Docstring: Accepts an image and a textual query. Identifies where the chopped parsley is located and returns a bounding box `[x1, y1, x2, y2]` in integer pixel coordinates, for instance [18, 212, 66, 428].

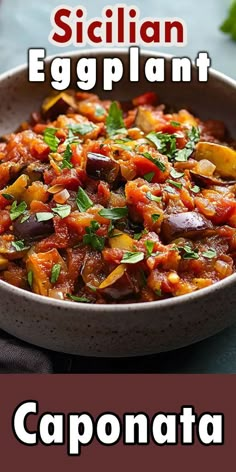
[83, 221, 105, 251]
[95, 104, 106, 117]
[36, 212, 54, 222]
[164, 186, 177, 195]
[146, 131, 177, 159]
[170, 121, 181, 127]
[106, 102, 126, 136]
[2, 193, 14, 201]
[66, 294, 91, 303]
[141, 152, 166, 172]
[43, 127, 60, 152]
[202, 249, 217, 259]
[68, 123, 96, 136]
[12, 240, 28, 252]
[52, 204, 71, 219]
[27, 271, 33, 288]
[191, 185, 201, 194]
[10, 201, 27, 221]
[145, 241, 155, 257]
[99, 207, 128, 220]
[50, 263, 61, 284]
[178, 245, 199, 260]
[121, 251, 145, 264]
[152, 214, 161, 223]
[61, 144, 73, 169]
[76, 187, 93, 212]
[167, 179, 183, 189]
[146, 192, 162, 203]
[170, 168, 184, 179]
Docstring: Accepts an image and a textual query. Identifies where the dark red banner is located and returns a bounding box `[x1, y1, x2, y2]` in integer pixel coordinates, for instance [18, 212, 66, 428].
[0, 375, 233, 471]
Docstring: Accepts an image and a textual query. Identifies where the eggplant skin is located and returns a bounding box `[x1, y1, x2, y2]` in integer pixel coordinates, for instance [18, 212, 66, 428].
[161, 211, 214, 243]
[13, 214, 54, 243]
[86, 153, 120, 184]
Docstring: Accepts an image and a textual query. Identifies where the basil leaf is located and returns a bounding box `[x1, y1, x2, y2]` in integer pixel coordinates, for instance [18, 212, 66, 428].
[175, 148, 193, 162]
[52, 204, 71, 219]
[27, 270, 33, 288]
[83, 221, 105, 251]
[50, 263, 61, 284]
[146, 192, 162, 203]
[99, 207, 128, 220]
[145, 241, 155, 257]
[68, 123, 96, 136]
[170, 168, 184, 179]
[43, 127, 60, 152]
[20, 212, 30, 224]
[66, 294, 91, 303]
[121, 251, 145, 264]
[12, 240, 28, 252]
[143, 172, 155, 183]
[76, 187, 93, 212]
[106, 102, 125, 136]
[141, 152, 166, 172]
[36, 212, 54, 222]
[61, 144, 73, 169]
[10, 201, 27, 221]
[202, 249, 217, 259]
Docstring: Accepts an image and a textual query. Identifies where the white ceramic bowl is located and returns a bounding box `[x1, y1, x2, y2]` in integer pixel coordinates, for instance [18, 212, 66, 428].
[0, 49, 236, 357]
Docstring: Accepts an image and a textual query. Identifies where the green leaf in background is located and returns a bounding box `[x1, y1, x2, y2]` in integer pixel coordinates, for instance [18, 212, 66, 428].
[220, 1, 236, 40]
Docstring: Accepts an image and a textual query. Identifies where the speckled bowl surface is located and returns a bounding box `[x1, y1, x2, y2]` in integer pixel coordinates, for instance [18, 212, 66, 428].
[0, 49, 236, 357]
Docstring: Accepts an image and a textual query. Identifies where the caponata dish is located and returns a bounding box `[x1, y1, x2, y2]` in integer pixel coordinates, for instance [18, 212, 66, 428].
[0, 90, 236, 304]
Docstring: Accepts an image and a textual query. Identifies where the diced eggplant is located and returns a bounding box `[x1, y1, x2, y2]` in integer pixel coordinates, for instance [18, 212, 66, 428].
[99, 265, 134, 300]
[41, 93, 77, 120]
[13, 214, 54, 243]
[135, 107, 157, 134]
[195, 142, 236, 179]
[161, 211, 214, 242]
[86, 152, 120, 184]
[190, 171, 236, 187]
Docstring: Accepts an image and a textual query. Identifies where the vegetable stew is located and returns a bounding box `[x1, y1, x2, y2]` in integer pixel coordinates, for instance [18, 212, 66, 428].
[0, 90, 236, 304]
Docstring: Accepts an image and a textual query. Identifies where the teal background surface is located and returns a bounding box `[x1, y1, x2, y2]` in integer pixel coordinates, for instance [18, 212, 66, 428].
[0, 0, 236, 372]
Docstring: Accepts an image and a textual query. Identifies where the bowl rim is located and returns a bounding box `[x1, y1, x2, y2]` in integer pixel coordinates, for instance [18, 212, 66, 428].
[1, 47, 236, 313]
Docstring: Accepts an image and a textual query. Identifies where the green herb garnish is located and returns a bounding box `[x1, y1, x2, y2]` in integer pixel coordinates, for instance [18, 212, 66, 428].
[99, 207, 128, 220]
[178, 245, 199, 260]
[146, 192, 162, 203]
[146, 131, 177, 159]
[36, 212, 54, 222]
[76, 187, 93, 212]
[95, 105, 106, 117]
[121, 251, 145, 264]
[167, 179, 183, 189]
[143, 172, 155, 183]
[220, 1, 236, 40]
[10, 201, 27, 221]
[170, 169, 184, 179]
[202, 249, 217, 259]
[164, 186, 177, 195]
[66, 294, 91, 303]
[61, 144, 73, 169]
[52, 204, 71, 219]
[141, 152, 166, 172]
[191, 185, 201, 194]
[145, 241, 155, 257]
[83, 221, 105, 251]
[68, 123, 96, 136]
[152, 214, 160, 223]
[43, 127, 60, 152]
[12, 240, 28, 252]
[27, 271, 33, 288]
[2, 193, 14, 201]
[106, 102, 126, 136]
[170, 121, 181, 127]
[50, 263, 61, 284]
